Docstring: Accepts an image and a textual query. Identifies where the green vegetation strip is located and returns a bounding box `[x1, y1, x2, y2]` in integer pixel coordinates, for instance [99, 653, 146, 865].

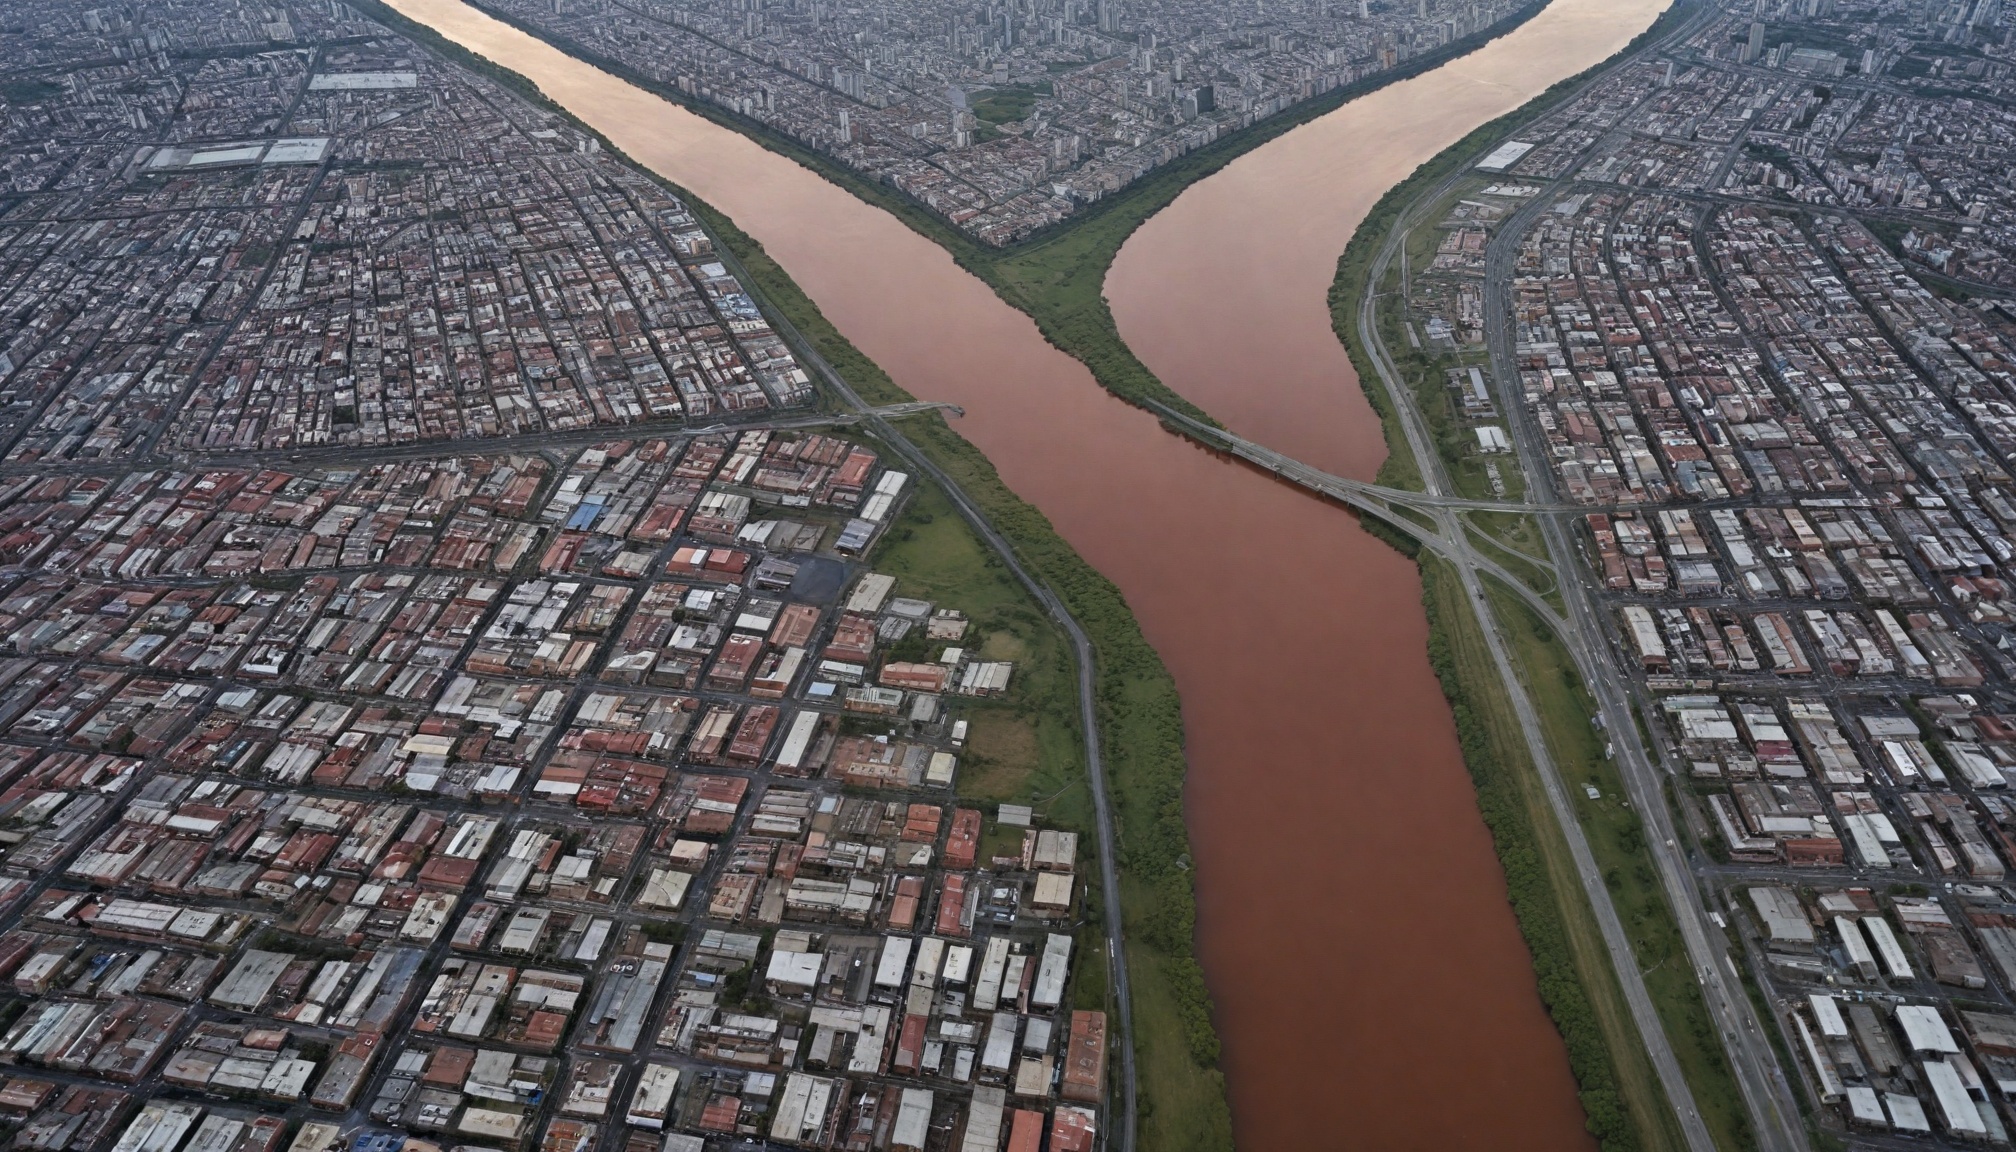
[1418, 552, 1674, 1152]
[1327, 2, 1758, 1149]
[1487, 580, 1757, 1152]
[704, 209, 1234, 1151]
[852, 447, 1132, 1028]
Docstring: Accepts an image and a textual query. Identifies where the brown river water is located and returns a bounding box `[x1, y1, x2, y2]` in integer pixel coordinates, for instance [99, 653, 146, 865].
[386, 0, 1663, 1146]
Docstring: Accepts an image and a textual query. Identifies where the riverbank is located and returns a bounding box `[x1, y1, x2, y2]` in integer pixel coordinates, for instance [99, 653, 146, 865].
[353, 2, 1235, 1144]
[1323, 2, 1762, 1150]
[699, 208, 1236, 1152]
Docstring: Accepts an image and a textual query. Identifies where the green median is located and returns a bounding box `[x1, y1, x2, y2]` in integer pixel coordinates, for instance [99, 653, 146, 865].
[1485, 579, 1757, 1152]
[1420, 549, 1680, 1152]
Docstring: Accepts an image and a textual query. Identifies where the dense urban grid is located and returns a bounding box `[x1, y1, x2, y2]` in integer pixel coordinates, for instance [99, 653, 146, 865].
[22, 0, 2016, 1144]
[0, 5, 1108, 1152]
[1382, 0, 2016, 1143]
[456, 0, 1536, 244]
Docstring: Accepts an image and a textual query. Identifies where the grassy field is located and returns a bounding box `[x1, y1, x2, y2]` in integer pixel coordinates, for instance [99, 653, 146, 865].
[867, 476, 1088, 827]
[1465, 522, 1563, 607]
[1470, 506, 1556, 566]
[970, 83, 1051, 126]
[863, 457, 1146, 1027]
[862, 457, 1125, 1095]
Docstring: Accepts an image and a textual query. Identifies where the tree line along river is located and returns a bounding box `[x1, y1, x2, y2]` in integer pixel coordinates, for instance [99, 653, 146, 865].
[385, 0, 1666, 1144]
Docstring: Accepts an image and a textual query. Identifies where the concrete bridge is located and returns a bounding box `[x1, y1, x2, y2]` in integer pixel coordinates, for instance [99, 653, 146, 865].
[1137, 396, 1570, 623]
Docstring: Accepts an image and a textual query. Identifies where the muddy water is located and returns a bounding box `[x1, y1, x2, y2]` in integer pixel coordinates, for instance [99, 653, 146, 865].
[385, 0, 1650, 1146]
[1109, 0, 1670, 478]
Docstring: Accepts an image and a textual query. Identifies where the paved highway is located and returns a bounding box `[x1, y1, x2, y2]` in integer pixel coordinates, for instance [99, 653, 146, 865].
[1138, 397, 1581, 615]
